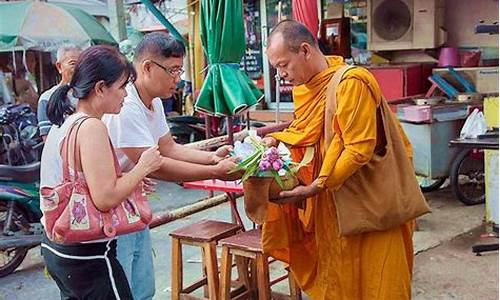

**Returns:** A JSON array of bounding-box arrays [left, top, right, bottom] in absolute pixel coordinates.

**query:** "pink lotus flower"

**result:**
[[264, 147, 280, 161], [259, 160, 271, 171], [272, 159, 283, 171]]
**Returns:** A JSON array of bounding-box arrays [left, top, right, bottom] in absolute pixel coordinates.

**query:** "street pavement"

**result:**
[[0, 184, 496, 300]]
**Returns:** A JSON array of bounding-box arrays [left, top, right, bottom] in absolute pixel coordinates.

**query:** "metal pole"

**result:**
[[38, 52, 43, 92], [205, 115, 211, 139], [317, 0, 323, 23], [188, 8, 197, 93], [246, 111, 251, 130], [275, 74, 281, 123], [259, 0, 272, 106], [227, 116, 234, 145], [275, 1, 283, 124]]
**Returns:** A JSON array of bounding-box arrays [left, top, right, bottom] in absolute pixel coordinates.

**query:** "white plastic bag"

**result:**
[[460, 108, 487, 139]]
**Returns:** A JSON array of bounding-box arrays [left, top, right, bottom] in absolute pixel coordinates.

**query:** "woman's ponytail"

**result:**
[[47, 84, 75, 126]]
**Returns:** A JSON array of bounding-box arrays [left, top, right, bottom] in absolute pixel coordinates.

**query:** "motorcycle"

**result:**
[[0, 103, 43, 277]]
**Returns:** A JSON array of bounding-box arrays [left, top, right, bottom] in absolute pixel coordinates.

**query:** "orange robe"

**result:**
[[265, 56, 414, 299]]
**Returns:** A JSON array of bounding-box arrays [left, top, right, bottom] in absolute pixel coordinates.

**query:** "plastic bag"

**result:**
[[460, 108, 487, 139]]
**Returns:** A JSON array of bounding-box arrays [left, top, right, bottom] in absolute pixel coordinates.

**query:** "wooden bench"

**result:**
[[170, 219, 242, 300], [219, 229, 302, 300]]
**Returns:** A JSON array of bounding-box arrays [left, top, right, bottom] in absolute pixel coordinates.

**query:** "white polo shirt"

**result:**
[[102, 84, 169, 172]]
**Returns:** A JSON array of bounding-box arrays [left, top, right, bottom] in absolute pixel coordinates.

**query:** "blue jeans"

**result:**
[[117, 228, 155, 300]]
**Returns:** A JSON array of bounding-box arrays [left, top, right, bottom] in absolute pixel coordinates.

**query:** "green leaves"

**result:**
[[273, 172, 284, 189], [230, 136, 306, 189], [229, 150, 260, 174]]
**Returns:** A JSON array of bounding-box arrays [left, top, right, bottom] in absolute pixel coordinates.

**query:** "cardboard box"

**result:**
[[485, 150, 499, 225], [484, 96, 499, 128], [326, 3, 344, 19]]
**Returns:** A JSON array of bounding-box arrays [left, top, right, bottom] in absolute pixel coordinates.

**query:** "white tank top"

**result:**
[[40, 112, 87, 189]]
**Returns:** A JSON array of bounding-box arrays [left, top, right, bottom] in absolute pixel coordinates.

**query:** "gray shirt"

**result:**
[[37, 85, 77, 136]]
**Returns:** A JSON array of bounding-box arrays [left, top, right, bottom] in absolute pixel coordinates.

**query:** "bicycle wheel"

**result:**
[[450, 149, 485, 205]]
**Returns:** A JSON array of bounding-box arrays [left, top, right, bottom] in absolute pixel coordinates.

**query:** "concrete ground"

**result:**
[[0, 186, 497, 299], [413, 226, 498, 300], [411, 188, 498, 300]]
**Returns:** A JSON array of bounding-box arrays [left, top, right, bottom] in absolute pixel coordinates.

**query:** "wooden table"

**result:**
[[183, 179, 246, 230]]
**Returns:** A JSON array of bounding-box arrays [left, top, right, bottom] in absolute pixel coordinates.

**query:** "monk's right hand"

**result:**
[[137, 145, 162, 175], [262, 136, 278, 147]]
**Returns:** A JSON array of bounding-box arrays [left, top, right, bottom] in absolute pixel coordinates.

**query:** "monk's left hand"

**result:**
[[273, 180, 321, 204]]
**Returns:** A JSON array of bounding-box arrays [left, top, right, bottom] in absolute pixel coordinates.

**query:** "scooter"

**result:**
[[0, 162, 42, 277], [0, 103, 43, 277]]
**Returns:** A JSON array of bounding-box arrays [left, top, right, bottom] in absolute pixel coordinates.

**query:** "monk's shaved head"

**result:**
[[268, 20, 317, 52], [267, 20, 326, 86]]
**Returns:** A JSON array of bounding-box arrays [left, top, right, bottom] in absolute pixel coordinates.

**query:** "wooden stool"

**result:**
[[170, 219, 242, 300], [219, 229, 302, 300]]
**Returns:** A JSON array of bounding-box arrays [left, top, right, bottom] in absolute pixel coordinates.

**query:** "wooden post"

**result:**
[[107, 0, 127, 42], [171, 237, 183, 300], [219, 246, 233, 300], [200, 247, 209, 297], [256, 254, 271, 299], [203, 242, 220, 299], [149, 194, 229, 229]]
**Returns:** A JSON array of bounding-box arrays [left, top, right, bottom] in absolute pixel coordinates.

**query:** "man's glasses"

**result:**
[[149, 60, 185, 77]]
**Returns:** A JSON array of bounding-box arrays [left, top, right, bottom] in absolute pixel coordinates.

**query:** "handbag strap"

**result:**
[[324, 65, 357, 148], [61, 117, 123, 181], [61, 116, 90, 180]]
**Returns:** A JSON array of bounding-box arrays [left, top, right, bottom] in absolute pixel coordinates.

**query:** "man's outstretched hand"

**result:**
[[211, 145, 233, 163], [215, 156, 243, 181]]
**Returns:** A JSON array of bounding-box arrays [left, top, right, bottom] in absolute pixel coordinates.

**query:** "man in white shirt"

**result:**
[[37, 45, 82, 140], [103, 32, 237, 300]]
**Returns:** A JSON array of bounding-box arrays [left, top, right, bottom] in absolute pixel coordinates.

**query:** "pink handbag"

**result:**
[[40, 117, 152, 244]]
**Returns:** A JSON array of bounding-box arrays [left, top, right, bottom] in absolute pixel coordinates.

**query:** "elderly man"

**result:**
[[37, 45, 82, 140], [261, 20, 417, 299]]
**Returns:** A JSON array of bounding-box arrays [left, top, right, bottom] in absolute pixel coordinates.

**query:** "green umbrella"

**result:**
[[195, 0, 263, 117], [0, 1, 116, 52]]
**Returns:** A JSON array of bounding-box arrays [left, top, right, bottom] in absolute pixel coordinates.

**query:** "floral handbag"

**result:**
[[40, 117, 152, 244]]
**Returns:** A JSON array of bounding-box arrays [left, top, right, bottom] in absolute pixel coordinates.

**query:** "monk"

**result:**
[[262, 20, 415, 299]]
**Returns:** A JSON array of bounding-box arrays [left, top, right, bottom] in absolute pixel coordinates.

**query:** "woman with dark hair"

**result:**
[[40, 45, 162, 299]]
